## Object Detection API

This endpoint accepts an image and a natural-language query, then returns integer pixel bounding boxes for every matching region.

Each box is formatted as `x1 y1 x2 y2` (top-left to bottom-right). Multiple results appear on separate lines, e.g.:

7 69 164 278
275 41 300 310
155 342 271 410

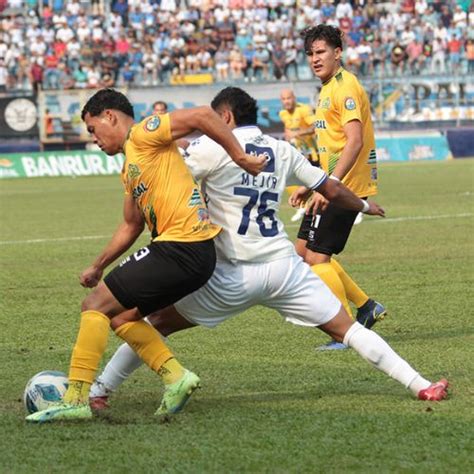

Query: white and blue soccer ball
23 371 68 414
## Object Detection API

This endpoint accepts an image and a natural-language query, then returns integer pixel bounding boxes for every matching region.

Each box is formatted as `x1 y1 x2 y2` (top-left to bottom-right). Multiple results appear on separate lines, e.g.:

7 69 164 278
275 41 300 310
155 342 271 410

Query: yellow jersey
122 113 220 242
313 68 378 197
279 103 318 162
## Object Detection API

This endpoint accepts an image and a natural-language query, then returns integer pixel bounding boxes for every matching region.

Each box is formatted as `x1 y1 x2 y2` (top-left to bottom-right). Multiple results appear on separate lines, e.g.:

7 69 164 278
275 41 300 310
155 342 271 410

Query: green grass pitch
0 159 473 473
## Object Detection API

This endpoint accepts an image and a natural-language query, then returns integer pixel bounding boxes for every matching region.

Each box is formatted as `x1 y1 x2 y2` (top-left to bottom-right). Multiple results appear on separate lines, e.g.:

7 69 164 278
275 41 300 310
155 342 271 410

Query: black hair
81 88 134 120
211 87 258 126
301 24 344 55
153 100 168 111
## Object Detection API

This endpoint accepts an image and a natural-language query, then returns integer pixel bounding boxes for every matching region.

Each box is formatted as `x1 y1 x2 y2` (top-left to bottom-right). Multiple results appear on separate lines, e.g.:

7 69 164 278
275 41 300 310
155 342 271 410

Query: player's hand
80 265 103 288
306 192 329 216
365 201 385 217
288 186 311 207
239 153 267 176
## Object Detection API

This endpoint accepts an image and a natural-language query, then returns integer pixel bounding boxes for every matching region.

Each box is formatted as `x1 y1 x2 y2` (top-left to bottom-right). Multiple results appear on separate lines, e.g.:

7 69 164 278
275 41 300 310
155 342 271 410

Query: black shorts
297 200 365 256
104 239 216 316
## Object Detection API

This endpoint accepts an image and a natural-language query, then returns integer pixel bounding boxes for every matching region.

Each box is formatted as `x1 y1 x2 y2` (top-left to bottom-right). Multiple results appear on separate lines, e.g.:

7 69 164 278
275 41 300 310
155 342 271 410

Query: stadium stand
0 0 472 91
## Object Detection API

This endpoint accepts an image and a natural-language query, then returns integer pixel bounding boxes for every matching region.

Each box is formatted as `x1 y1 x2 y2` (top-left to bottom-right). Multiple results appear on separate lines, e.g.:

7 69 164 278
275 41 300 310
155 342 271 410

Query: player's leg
103 240 216 417
330 258 387 328
272 260 447 401
91 259 260 410
26 282 134 422
27 240 215 422
319 310 448 400
90 307 196 409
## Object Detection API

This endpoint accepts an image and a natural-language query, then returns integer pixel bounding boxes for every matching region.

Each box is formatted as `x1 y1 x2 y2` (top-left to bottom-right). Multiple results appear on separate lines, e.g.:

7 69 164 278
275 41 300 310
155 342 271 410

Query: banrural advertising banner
0 151 124 179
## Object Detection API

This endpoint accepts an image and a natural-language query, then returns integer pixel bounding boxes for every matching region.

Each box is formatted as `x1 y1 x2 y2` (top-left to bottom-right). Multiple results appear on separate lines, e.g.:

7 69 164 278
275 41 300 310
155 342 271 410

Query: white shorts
174 254 341 328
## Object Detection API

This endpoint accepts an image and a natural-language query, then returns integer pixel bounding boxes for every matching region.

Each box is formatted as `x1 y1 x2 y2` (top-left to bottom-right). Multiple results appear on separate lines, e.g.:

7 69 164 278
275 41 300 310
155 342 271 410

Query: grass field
0 159 473 473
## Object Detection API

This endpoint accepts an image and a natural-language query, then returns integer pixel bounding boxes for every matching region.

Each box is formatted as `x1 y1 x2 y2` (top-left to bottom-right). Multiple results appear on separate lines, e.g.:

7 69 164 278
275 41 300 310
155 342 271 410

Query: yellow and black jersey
122 113 220 242
312 67 378 197
279 103 318 162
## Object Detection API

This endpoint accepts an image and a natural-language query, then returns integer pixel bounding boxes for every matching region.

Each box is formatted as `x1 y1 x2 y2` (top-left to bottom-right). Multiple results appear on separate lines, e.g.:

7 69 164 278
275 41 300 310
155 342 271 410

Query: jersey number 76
233 187 278 237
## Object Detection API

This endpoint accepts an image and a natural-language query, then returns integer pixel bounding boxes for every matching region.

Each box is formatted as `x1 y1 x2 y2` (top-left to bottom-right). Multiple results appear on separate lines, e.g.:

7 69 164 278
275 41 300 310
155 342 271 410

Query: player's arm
313 178 385 217
330 119 363 180
80 195 145 288
168 106 266 176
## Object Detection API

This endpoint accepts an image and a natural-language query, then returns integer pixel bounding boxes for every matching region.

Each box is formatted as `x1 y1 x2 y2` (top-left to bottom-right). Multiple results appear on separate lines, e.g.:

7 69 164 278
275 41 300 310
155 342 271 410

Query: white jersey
183 126 327 263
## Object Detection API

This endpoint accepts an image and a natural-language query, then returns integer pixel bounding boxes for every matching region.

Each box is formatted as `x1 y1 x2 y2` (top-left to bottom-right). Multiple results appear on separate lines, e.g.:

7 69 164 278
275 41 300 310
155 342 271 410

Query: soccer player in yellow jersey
26 88 266 423
279 89 319 222
292 25 387 351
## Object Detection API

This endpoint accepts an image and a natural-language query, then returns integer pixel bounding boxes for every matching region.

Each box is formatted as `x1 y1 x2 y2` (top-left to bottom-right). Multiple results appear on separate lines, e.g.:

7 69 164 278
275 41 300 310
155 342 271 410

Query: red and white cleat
89 396 110 411
418 379 449 401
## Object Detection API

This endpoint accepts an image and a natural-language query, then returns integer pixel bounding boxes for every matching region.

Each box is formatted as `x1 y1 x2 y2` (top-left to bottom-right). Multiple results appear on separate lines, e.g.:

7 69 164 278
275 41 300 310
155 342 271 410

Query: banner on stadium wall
0 151 124 179
36 78 473 145
375 134 451 162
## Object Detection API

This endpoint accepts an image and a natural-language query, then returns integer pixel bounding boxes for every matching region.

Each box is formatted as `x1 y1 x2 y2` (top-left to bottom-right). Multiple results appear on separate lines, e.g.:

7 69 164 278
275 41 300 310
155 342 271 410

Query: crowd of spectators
0 0 472 93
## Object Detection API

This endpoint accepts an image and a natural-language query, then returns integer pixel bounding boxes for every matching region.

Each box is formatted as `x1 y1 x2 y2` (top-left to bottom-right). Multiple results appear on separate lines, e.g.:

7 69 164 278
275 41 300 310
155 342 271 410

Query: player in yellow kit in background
279 89 319 222
291 25 387 350
26 88 266 422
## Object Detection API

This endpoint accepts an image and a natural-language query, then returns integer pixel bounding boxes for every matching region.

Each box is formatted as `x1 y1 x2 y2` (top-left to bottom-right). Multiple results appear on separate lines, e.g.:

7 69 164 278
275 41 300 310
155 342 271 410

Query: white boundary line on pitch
0 212 473 246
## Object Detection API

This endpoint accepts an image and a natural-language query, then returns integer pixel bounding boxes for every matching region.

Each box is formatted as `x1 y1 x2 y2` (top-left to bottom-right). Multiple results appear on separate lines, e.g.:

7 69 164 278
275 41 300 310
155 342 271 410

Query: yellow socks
159 357 185 385
65 310 111 404
63 381 91 405
330 258 369 308
115 320 184 384
311 263 353 318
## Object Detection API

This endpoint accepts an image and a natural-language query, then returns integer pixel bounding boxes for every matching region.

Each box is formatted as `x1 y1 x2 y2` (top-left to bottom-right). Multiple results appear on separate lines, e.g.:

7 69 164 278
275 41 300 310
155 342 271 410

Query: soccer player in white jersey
90 88 448 411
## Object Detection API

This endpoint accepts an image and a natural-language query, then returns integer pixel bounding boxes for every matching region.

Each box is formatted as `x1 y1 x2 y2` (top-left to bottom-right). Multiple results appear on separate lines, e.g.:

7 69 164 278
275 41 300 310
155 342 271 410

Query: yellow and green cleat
26 403 93 423
155 369 201 417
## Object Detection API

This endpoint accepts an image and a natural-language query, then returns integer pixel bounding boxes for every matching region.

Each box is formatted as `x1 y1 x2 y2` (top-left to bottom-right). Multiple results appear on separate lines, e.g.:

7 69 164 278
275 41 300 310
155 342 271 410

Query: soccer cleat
315 340 348 351
290 207 306 222
356 299 387 329
418 379 449 401
25 403 92 423
155 369 201 416
89 396 110 411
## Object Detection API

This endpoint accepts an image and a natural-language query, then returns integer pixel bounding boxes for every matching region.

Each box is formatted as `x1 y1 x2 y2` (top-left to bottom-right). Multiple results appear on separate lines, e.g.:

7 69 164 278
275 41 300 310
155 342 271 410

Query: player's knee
81 289 104 313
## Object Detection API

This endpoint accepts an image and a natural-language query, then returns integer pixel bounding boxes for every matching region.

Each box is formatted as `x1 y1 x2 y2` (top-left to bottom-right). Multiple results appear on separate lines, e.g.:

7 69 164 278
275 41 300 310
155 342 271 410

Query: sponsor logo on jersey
371 167 378 180
368 149 377 164
344 97 356 110
197 207 210 222
313 119 327 129
132 181 148 199
128 163 140 179
321 98 330 109
188 188 203 206
144 115 161 132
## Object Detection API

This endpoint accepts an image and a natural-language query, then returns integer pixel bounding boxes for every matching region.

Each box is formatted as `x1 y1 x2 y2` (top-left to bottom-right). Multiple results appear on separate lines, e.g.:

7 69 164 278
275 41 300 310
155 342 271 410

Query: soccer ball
23 370 69 414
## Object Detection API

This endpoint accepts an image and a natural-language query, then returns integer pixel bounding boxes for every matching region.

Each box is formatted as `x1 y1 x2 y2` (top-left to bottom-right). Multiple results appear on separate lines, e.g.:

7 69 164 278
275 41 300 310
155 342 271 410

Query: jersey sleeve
285 142 327 189
131 113 173 149
300 105 316 127
335 80 364 127
182 135 221 181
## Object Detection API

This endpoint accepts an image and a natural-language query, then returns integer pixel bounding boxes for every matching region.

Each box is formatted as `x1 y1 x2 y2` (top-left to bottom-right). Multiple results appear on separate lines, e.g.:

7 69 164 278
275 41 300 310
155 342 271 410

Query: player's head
301 24 343 82
81 89 135 155
211 87 258 128
280 89 296 112
152 100 168 115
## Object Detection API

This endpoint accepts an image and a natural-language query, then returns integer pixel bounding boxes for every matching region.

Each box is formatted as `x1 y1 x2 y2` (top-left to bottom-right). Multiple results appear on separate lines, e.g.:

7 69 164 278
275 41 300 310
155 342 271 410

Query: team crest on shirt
321 97 330 109
144 115 161 132
344 97 356 110
128 163 141 179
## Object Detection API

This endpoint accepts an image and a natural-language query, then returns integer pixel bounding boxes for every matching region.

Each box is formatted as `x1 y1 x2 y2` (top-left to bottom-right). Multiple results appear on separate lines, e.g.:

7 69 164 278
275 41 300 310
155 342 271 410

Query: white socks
343 322 431 395
89 342 144 397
